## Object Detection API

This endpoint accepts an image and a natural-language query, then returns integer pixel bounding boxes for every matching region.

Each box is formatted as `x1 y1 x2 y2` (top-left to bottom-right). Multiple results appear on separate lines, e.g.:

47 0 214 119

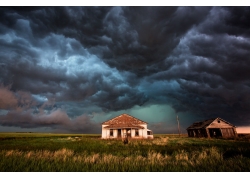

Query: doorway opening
118 129 121 138
209 128 222 138
126 129 131 138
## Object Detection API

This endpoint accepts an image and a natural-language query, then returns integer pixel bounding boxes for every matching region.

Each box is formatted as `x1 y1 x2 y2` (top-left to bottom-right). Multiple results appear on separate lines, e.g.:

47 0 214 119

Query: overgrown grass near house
0 133 250 171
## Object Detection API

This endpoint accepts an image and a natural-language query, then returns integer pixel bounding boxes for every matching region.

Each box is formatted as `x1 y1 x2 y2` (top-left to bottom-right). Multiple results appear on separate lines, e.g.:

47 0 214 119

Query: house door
126 129 131 138
118 129 121 138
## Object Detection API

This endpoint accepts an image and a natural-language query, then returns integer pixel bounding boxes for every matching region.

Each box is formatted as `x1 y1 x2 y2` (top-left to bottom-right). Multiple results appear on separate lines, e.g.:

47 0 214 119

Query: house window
147 131 152 135
135 129 139 136
110 129 113 136
218 120 220 123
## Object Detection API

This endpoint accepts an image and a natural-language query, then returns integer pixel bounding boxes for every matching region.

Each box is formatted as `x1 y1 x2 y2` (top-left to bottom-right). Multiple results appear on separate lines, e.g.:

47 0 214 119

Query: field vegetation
0 133 250 172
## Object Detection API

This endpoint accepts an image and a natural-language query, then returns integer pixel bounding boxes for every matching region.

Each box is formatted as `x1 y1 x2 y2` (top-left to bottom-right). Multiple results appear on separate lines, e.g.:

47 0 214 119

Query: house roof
186 117 236 130
102 114 147 129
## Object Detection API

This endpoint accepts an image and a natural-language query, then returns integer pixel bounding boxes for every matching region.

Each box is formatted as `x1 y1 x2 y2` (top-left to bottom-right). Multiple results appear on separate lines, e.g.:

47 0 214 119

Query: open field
0 133 250 172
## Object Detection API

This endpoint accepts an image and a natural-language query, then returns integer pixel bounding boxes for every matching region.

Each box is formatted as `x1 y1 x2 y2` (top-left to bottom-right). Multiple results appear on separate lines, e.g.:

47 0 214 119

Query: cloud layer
1 7 250 132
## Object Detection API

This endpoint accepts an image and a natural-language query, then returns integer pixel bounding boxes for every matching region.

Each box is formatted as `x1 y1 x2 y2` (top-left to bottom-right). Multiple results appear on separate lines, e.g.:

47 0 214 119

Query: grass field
0 133 250 172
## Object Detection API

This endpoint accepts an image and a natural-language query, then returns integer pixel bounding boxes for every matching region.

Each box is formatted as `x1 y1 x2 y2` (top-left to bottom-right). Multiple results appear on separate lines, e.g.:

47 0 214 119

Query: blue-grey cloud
1 7 250 132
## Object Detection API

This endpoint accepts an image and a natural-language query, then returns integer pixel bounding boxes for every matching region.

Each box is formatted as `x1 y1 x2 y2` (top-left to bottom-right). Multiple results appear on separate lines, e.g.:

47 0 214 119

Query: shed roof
102 114 147 128
186 117 235 130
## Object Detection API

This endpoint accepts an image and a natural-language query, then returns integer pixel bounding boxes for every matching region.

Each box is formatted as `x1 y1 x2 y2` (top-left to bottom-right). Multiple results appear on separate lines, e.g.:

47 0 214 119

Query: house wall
128 129 142 139
147 134 154 139
113 129 118 138
138 128 145 138
122 129 127 137
102 125 108 139
141 124 148 138
102 128 119 139
131 129 135 137
101 124 152 139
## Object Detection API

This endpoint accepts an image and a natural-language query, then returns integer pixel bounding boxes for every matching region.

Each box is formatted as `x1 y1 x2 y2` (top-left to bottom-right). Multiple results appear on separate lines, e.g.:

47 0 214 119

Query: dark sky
0 6 250 133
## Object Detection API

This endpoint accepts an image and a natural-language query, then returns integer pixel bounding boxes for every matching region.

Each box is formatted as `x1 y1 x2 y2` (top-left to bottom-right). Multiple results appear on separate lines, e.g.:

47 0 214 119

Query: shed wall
207 120 233 128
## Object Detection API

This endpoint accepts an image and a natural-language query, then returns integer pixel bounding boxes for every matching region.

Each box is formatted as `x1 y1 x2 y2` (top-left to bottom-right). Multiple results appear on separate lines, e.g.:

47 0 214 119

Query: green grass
0 133 250 171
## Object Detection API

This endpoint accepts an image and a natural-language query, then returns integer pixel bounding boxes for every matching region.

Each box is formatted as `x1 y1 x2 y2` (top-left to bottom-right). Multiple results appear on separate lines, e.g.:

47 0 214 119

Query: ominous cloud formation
0 109 100 133
0 7 250 133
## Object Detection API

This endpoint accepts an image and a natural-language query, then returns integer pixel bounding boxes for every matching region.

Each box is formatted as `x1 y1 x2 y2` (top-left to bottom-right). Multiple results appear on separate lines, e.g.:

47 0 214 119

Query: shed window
135 129 139 136
110 129 113 136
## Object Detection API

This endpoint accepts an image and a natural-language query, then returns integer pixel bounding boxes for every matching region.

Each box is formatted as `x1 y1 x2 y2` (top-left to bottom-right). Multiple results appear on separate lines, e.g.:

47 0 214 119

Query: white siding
101 125 108 139
101 124 153 139
141 124 148 138
113 129 117 138
131 129 135 137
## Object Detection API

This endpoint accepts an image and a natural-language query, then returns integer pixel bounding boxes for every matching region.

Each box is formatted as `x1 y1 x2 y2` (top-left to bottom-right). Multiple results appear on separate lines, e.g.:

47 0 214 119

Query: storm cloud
0 108 100 133
0 7 250 133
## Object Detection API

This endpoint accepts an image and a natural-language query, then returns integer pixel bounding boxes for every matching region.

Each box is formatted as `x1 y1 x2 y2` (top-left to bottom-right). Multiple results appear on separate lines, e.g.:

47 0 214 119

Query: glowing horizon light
236 126 250 134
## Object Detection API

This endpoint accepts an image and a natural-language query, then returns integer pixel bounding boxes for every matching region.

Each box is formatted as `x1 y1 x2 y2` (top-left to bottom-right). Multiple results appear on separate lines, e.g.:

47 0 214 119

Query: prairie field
0 133 250 172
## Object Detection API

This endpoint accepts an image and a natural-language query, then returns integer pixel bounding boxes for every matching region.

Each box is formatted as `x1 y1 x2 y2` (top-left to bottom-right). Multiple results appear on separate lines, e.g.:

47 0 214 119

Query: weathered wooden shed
101 113 154 139
186 117 238 138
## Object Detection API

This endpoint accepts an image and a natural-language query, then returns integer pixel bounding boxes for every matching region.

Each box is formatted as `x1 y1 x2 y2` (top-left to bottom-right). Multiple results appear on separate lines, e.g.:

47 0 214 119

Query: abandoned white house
101 113 154 139
186 117 238 138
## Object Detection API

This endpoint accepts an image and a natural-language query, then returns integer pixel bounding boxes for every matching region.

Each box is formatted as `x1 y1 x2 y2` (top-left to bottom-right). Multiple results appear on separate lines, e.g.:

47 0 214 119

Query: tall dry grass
1 146 249 171
1 133 250 171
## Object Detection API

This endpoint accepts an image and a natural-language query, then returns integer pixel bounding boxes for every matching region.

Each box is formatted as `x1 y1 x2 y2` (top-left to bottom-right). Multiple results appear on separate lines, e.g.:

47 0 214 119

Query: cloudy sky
0 6 250 134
